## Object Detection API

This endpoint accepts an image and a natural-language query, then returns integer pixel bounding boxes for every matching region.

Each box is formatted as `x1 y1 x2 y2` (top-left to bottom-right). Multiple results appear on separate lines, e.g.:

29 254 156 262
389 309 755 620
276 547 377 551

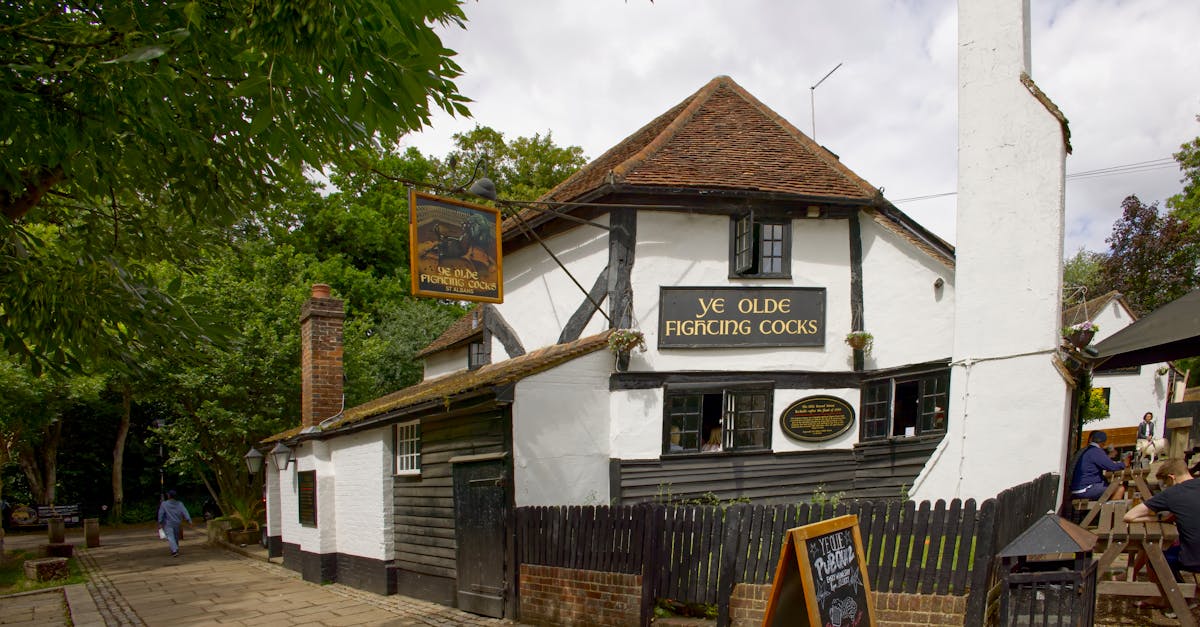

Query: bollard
84 517 100 548
47 518 65 544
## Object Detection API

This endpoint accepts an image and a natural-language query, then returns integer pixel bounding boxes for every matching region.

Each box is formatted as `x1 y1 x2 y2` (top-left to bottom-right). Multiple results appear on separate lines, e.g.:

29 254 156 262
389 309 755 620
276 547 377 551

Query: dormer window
730 212 790 277
467 340 489 370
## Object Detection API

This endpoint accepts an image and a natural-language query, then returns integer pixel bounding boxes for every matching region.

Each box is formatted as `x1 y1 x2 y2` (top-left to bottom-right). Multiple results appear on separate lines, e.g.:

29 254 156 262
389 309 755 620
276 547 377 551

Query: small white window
395 421 421 475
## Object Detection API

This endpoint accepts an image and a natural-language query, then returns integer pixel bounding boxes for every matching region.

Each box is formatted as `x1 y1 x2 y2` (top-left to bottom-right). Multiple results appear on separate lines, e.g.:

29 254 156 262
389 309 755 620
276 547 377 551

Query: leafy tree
0 355 105 504
1 1 470 372
1169 115 1200 225
1099 195 1200 316
1063 247 1108 301
444 126 588 201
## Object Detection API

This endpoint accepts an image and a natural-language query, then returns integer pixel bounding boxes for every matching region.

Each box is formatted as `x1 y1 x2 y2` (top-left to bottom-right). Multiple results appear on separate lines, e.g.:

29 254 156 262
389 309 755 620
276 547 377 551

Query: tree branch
2 167 65 222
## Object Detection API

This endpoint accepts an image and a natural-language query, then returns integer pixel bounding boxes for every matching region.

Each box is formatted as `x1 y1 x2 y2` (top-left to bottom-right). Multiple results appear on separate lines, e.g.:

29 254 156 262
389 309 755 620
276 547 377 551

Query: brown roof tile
1062 290 1125 327
531 75 879 208
265 331 613 441
416 306 483 358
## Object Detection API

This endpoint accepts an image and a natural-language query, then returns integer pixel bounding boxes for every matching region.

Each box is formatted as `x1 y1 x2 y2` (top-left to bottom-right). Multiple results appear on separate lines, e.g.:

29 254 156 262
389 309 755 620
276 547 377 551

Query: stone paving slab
5 525 515 626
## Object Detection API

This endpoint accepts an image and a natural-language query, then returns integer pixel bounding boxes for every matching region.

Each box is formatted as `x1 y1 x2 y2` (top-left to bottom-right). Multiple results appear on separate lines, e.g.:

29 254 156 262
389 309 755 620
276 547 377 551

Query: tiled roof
1062 290 1124 327
264 331 612 442
517 76 879 218
416 306 483 358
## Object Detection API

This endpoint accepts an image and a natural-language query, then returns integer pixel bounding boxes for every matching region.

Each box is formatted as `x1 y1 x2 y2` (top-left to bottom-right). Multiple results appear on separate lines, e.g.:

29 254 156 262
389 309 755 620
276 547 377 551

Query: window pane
733 214 755 273
666 393 703 452
918 373 950 434
728 391 770 450
861 380 891 441
395 421 421 474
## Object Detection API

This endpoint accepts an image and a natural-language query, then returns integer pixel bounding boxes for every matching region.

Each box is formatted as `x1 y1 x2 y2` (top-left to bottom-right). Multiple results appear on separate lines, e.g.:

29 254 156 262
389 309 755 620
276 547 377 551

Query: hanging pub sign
409 190 503 303
658 286 825 348
763 515 875 627
780 396 856 442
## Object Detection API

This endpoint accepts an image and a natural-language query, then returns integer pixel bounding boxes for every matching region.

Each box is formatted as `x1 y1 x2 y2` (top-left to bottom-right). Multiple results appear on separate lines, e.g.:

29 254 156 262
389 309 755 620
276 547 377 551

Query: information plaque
779 396 856 442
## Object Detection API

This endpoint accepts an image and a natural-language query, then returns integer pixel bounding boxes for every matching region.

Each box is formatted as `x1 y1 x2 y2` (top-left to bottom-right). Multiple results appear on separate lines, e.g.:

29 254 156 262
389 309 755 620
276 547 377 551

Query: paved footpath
2 526 514 626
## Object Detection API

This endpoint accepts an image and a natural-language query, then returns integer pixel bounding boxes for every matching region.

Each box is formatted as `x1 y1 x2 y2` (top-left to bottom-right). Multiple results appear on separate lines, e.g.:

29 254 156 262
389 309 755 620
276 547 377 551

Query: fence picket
903 500 932 593
923 499 948 594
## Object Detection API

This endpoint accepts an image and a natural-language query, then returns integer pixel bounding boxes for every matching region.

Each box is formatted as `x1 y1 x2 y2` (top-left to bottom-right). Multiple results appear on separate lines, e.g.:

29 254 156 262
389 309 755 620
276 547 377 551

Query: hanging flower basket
845 331 873 354
608 329 647 354
1063 321 1098 348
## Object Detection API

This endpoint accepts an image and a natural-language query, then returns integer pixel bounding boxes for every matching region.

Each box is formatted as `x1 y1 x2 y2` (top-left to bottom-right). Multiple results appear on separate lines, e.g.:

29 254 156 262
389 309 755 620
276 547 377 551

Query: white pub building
261 2 1075 616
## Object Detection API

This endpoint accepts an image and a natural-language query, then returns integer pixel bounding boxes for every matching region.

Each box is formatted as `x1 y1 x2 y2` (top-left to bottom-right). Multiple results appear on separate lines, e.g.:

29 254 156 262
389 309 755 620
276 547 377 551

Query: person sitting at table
701 426 722 452
1069 430 1126 500
1124 459 1200 611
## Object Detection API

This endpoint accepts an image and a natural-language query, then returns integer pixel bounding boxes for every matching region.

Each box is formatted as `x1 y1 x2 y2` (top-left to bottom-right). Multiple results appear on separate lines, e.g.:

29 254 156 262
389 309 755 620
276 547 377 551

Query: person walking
157 490 193 557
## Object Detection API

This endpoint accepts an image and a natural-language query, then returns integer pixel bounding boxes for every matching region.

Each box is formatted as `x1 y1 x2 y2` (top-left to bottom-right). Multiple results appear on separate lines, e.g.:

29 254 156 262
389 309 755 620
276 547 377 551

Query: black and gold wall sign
658 287 825 348
779 396 855 442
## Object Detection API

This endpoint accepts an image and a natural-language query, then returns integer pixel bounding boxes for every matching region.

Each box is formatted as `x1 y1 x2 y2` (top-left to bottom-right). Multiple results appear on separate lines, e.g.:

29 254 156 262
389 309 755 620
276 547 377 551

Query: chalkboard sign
763 515 874 627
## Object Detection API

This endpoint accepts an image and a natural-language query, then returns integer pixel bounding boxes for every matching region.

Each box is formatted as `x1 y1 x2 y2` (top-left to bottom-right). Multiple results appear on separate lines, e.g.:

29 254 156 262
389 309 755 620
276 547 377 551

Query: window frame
467 339 489 370
662 384 774 455
394 420 421 476
859 370 950 442
298 470 317 527
728 212 791 278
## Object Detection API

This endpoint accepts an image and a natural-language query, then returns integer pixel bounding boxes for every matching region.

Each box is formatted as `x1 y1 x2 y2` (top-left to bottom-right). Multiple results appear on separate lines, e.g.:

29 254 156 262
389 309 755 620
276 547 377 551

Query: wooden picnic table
1081 467 1158 528
1096 518 1196 626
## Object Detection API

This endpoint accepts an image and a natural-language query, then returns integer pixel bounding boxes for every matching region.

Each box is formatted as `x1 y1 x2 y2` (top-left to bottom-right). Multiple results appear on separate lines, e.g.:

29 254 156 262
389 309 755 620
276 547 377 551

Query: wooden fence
515 472 1058 626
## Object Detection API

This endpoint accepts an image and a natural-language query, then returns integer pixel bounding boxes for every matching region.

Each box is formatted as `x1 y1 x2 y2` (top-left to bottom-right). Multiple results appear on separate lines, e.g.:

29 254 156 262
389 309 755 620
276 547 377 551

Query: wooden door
452 458 510 617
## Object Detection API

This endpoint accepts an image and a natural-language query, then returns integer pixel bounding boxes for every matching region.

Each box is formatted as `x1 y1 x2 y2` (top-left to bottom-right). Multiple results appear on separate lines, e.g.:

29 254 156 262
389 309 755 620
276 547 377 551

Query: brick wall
519 564 641 627
300 284 344 429
730 584 968 626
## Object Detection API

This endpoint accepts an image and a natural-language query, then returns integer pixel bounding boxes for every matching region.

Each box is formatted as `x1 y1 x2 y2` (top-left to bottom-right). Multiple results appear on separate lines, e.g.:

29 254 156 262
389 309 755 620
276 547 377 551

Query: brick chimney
300 284 344 429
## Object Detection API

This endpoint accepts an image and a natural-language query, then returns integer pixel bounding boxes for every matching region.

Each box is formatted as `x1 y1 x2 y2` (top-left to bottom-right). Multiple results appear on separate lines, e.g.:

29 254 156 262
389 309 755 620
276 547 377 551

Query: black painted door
452 458 510 617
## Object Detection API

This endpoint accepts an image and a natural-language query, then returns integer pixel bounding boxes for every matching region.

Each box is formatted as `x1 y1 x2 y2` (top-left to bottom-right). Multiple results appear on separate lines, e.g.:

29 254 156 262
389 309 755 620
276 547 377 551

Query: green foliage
1100 195 1200 316
224 491 265 532
1082 388 1111 424
120 500 160 525
808 484 846 511
1063 247 1108 298
0 0 471 373
1169 115 1200 225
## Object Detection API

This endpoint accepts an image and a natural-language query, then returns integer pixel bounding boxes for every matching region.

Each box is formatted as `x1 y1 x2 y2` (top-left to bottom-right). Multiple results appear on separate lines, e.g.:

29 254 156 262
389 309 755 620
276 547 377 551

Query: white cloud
403 0 1200 254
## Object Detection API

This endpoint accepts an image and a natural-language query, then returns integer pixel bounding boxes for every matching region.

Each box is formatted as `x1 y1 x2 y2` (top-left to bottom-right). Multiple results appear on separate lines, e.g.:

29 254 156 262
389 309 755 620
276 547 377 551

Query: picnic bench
1096 516 1197 627
1080 467 1158 528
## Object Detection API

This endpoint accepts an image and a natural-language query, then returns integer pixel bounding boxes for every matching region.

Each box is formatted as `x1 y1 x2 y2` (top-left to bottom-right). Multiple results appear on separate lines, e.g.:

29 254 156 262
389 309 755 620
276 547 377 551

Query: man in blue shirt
1069 431 1127 500
157 490 193 557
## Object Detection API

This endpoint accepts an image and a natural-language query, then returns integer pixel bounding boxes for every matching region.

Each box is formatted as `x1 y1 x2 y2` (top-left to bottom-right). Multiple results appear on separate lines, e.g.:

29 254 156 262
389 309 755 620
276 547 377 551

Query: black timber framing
849 211 865 371
609 360 952 392
608 208 636 329
482 304 524 357
559 266 609 344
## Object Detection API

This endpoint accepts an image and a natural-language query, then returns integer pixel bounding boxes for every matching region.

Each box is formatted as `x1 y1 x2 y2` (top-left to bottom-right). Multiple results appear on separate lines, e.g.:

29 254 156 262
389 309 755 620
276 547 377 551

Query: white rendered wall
277 440 337 555
631 213 856 371
493 214 611 359
266 459 282 539
424 347 468 380
913 0 1071 501
771 388 862 453
859 217 955 371
1080 299 1171 432
611 387 665 460
512 351 612 505
329 427 393 561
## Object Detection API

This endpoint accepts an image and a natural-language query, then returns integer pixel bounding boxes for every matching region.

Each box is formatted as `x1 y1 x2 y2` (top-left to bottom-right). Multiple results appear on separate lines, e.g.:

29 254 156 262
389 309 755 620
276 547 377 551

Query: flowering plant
845 331 874 353
608 329 647 354
1065 321 1099 334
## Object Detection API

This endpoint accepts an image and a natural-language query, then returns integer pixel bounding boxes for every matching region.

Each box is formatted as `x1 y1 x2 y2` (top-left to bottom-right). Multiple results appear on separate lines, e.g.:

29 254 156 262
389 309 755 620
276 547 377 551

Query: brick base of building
519 564 641 626
730 583 968 626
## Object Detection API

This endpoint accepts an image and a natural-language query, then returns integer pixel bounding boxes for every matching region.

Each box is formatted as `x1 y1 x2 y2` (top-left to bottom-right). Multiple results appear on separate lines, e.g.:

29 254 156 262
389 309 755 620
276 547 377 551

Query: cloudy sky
402 0 1200 255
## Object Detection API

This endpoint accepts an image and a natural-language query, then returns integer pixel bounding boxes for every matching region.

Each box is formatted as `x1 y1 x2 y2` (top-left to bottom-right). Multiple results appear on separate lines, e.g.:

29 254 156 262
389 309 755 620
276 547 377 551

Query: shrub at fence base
519 564 641 627
729 584 968 626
